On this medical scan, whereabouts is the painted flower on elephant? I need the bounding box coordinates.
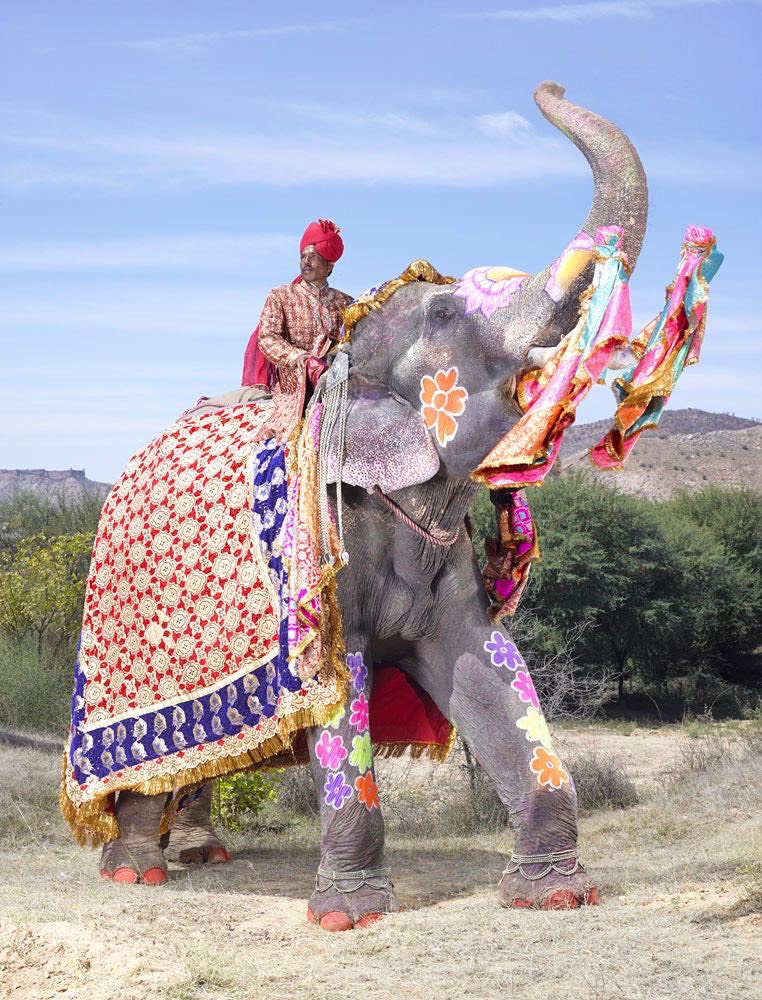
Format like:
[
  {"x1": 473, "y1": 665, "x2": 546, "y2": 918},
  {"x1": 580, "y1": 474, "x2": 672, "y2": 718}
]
[
  {"x1": 511, "y1": 670, "x2": 540, "y2": 709},
  {"x1": 354, "y1": 770, "x2": 380, "y2": 810},
  {"x1": 483, "y1": 630, "x2": 525, "y2": 671},
  {"x1": 324, "y1": 703, "x2": 346, "y2": 730},
  {"x1": 349, "y1": 692, "x2": 370, "y2": 733},
  {"x1": 315, "y1": 730, "x2": 349, "y2": 770},
  {"x1": 516, "y1": 706, "x2": 553, "y2": 749},
  {"x1": 347, "y1": 651, "x2": 367, "y2": 693},
  {"x1": 529, "y1": 746, "x2": 569, "y2": 789},
  {"x1": 420, "y1": 368, "x2": 468, "y2": 447},
  {"x1": 349, "y1": 732, "x2": 373, "y2": 772},
  {"x1": 453, "y1": 266, "x2": 530, "y2": 319},
  {"x1": 324, "y1": 771, "x2": 353, "y2": 810}
]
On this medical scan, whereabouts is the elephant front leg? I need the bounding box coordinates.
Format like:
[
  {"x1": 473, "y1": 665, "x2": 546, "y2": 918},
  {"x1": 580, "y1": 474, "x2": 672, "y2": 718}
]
[
  {"x1": 414, "y1": 625, "x2": 597, "y2": 910},
  {"x1": 306, "y1": 648, "x2": 398, "y2": 931}
]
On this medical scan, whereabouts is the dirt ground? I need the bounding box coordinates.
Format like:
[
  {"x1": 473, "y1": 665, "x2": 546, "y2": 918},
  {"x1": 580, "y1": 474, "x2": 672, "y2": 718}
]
[{"x1": 0, "y1": 725, "x2": 760, "y2": 1000}]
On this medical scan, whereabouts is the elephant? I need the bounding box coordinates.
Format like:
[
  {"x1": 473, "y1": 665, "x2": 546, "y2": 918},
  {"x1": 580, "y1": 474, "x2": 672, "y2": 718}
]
[{"x1": 92, "y1": 80, "x2": 648, "y2": 929}]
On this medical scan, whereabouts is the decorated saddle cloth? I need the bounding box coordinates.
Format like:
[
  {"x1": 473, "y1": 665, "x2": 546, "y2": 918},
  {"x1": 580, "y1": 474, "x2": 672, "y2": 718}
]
[
  {"x1": 61, "y1": 400, "x2": 350, "y2": 844},
  {"x1": 61, "y1": 398, "x2": 453, "y2": 846}
]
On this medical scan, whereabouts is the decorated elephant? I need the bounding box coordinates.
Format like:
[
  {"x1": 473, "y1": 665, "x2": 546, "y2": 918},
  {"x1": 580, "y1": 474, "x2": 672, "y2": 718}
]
[{"x1": 62, "y1": 80, "x2": 650, "y2": 930}]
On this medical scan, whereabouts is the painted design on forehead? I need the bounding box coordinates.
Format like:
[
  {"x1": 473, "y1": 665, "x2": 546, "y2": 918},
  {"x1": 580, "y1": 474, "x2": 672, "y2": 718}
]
[
  {"x1": 545, "y1": 231, "x2": 594, "y2": 303},
  {"x1": 453, "y1": 266, "x2": 530, "y2": 319},
  {"x1": 420, "y1": 367, "x2": 468, "y2": 448}
]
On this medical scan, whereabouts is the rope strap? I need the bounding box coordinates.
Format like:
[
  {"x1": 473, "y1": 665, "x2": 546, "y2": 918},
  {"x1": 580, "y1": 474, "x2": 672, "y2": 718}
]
[
  {"x1": 372, "y1": 486, "x2": 461, "y2": 548},
  {"x1": 500, "y1": 848, "x2": 584, "y2": 883},
  {"x1": 315, "y1": 866, "x2": 393, "y2": 894}
]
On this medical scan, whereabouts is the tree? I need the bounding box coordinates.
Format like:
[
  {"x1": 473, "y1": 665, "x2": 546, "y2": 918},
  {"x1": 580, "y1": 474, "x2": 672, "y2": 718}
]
[
  {"x1": 0, "y1": 532, "x2": 93, "y2": 655},
  {"x1": 526, "y1": 473, "x2": 688, "y2": 699}
]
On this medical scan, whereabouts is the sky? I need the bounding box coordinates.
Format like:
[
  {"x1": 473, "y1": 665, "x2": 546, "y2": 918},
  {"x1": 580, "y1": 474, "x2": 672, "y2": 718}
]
[{"x1": 2, "y1": 0, "x2": 761, "y2": 483}]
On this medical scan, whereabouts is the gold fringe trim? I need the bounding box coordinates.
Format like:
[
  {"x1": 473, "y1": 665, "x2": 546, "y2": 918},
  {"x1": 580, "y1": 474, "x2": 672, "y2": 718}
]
[
  {"x1": 60, "y1": 693, "x2": 349, "y2": 847},
  {"x1": 340, "y1": 259, "x2": 454, "y2": 344}
]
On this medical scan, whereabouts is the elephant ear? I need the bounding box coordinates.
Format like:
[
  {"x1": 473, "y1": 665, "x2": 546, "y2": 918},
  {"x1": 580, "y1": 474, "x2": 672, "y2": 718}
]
[{"x1": 323, "y1": 375, "x2": 440, "y2": 492}]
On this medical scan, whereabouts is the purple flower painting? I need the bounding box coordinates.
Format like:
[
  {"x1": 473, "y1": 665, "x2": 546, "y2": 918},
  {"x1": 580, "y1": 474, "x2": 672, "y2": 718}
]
[
  {"x1": 483, "y1": 630, "x2": 525, "y2": 671},
  {"x1": 453, "y1": 266, "x2": 529, "y2": 319},
  {"x1": 347, "y1": 651, "x2": 368, "y2": 693},
  {"x1": 324, "y1": 771, "x2": 353, "y2": 810}
]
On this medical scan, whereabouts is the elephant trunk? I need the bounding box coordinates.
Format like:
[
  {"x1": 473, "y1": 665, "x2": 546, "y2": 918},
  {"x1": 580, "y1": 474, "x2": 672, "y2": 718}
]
[{"x1": 511, "y1": 81, "x2": 648, "y2": 353}]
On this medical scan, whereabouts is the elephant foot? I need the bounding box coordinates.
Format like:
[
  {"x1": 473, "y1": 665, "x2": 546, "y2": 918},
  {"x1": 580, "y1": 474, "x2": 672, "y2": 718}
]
[
  {"x1": 165, "y1": 783, "x2": 232, "y2": 865},
  {"x1": 307, "y1": 868, "x2": 397, "y2": 931},
  {"x1": 498, "y1": 850, "x2": 598, "y2": 910},
  {"x1": 98, "y1": 790, "x2": 168, "y2": 887}
]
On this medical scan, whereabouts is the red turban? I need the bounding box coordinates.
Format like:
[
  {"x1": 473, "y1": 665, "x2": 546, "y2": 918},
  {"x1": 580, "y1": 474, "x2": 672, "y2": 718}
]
[{"x1": 300, "y1": 219, "x2": 344, "y2": 263}]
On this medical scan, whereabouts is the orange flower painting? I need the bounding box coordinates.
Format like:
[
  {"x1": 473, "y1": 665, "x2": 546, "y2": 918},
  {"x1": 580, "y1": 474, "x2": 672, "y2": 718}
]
[
  {"x1": 420, "y1": 367, "x2": 468, "y2": 447},
  {"x1": 354, "y1": 770, "x2": 380, "y2": 810},
  {"x1": 529, "y1": 746, "x2": 570, "y2": 790}
]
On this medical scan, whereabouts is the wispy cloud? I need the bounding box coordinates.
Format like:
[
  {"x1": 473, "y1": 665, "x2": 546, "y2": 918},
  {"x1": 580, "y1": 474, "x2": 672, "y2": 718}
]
[
  {"x1": 0, "y1": 233, "x2": 293, "y2": 273},
  {"x1": 125, "y1": 19, "x2": 366, "y2": 55},
  {"x1": 0, "y1": 109, "x2": 586, "y2": 192},
  {"x1": 461, "y1": 0, "x2": 760, "y2": 22}
]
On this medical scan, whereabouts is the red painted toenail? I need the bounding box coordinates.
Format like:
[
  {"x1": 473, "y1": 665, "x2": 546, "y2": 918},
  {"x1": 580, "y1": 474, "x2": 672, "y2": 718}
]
[
  {"x1": 206, "y1": 847, "x2": 231, "y2": 864},
  {"x1": 99, "y1": 868, "x2": 114, "y2": 880},
  {"x1": 112, "y1": 867, "x2": 139, "y2": 884},
  {"x1": 319, "y1": 911, "x2": 354, "y2": 932},
  {"x1": 583, "y1": 886, "x2": 600, "y2": 906},
  {"x1": 355, "y1": 912, "x2": 384, "y2": 928},
  {"x1": 142, "y1": 867, "x2": 167, "y2": 886},
  {"x1": 541, "y1": 890, "x2": 579, "y2": 910},
  {"x1": 509, "y1": 898, "x2": 534, "y2": 908},
  {"x1": 307, "y1": 907, "x2": 317, "y2": 925}
]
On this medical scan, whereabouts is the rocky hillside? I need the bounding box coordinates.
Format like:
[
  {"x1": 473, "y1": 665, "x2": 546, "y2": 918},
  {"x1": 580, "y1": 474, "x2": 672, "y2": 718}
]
[
  {"x1": 0, "y1": 469, "x2": 111, "y2": 504},
  {"x1": 562, "y1": 409, "x2": 762, "y2": 499},
  {"x1": 559, "y1": 408, "x2": 760, "y2": 459}
]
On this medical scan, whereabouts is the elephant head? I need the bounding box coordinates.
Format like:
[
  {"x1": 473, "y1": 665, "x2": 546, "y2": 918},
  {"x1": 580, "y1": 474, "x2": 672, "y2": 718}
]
[{"x1": 329, "y1": 81, "x2": 648, "y2": 490}]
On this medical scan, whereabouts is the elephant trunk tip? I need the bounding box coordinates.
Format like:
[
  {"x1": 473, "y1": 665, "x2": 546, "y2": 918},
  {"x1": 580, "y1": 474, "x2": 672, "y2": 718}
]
[{"x1": 534, "y1": 81, "x2": 565, "y2": 106}]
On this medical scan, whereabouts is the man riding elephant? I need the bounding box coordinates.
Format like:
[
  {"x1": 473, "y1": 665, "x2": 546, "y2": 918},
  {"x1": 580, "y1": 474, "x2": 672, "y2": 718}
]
[{"x1": 241, "y1": 219, "x2": 352, "y2": 438}]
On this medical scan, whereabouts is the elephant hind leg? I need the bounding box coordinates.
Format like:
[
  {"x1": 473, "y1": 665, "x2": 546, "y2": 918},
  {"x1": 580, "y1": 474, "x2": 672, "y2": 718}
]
[
  {"x1": 164, "y1": 782, "x2": 231, "y2": 865},
  {"x1": 99, "y1": 791, "x2": 168, "y2": 886}
]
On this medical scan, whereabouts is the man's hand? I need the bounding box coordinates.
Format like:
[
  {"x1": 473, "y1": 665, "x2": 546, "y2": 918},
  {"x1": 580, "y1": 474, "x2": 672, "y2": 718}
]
[{"x1": 305, "y1": 355, "x2": 328, "y2": 387}]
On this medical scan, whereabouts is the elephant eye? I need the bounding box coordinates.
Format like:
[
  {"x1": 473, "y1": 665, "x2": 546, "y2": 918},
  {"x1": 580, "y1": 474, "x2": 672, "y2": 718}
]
[{"x1": 431, "y1": 305, "x2": 454, "y2": 323}]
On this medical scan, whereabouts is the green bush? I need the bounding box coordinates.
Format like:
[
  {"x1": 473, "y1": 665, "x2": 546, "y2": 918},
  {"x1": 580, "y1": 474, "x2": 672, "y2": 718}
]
[
  {"x1": 0, "y1": 634, "x2": 74, "y2": 736},
  {"x1": 211, "y1": 771, "x2": 280, "y2": 831}
]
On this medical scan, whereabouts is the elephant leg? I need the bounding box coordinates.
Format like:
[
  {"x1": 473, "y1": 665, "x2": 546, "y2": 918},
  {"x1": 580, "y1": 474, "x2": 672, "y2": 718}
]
[
  {"x1": 306, "y1": 647, "x2": 398, "y2": 931},
  {"x1": 98, "y1": 791, "x2": 168, "y2": 886},
  {"x1": 164, "y1": 782, "x2": 231, "y2": 865},
  {"x1": 411, "y1": 622, "x2": 597, "y2": 910}
]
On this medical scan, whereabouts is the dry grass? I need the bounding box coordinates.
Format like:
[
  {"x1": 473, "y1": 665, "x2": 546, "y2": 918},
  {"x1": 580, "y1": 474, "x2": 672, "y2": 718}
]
[{"x1": 1, "y1": 727, "x2": 760, "y2": 1000}]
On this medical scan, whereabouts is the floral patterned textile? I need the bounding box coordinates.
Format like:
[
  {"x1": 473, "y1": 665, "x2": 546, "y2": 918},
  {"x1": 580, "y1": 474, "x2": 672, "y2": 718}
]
[
  {"x1": 61, "y1": 399, "x2": 346, "y2": 846},
  {"x1": 590, "y1": 226, "x2": 723, "y2": 467}
]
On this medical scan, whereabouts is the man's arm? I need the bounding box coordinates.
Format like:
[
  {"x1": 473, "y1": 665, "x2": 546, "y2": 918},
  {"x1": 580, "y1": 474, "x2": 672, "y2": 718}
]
[{"x1": 258, "y1": 289, "x2": 311, "y2": 368}]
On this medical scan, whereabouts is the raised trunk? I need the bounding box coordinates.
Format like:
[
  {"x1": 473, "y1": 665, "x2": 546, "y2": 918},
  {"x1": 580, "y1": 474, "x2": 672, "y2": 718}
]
[{"x1": 515, "y1": 82, "x2": 649, "y2": 352}]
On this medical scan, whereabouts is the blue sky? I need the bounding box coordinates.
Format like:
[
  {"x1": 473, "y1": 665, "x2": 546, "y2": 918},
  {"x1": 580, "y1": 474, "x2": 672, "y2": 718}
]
[{"x1": 2, "y1": 0, "x2": 760, "y2": 483}]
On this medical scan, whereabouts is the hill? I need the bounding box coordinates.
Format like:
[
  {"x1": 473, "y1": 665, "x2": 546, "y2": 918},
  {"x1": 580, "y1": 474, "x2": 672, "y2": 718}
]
[
  {"x1": 0, "y1": 468, "x2": 111, "y2": 504},
  {"x1": 562, "y1": 417, "x2": 762, "y2": 499},
  {"x1": 559, "y1": 407, "x2": 760, "y2": 460}
]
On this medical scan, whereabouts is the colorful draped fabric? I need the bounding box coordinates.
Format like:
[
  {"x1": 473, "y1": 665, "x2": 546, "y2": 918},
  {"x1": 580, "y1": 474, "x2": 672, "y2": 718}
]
[
  {"x1": 61, "y1": 401, "x2": 346, "y2": 846},
  {"x1": 482, "y1": 490, "x2": 539, "y2": 621},
  {"x1": 590, "y1": 226, "x2": 723, "y2": 467},
  {"x1": 471, "y1": 226, "x2": 632, "y2": 489}
]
